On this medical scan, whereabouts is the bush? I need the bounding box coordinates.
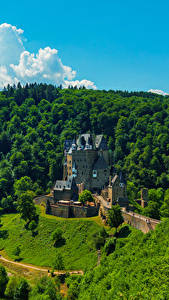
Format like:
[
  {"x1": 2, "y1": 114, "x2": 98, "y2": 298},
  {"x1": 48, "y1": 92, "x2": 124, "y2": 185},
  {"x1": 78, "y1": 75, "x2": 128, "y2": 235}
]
[
  {"x1": 103, "y1": 238, "x2": 116, "y2": 255},
  {"x1": 51, "y1": 229, "x2": 64, "y2": 247},
  {"x1": 14, "y1": 278, "x2": 30, "y2": 300},
  {"x1": 5, "y1": 276, "x2": 18, "y2": 298},
  {"x1": 79, "y1": 190, "x2": 94, "y2": 205},
  {"x1": 52, "y1": 253, "x2": 64, "y2": 271},
  {"x1": 107, "y1": 205, "x2": 124, "y2": 230},
  {"x1": 0, "y1": 264, "x2": 8, "y2": 297},
  {"x1": 92, "y1": 228, "x2": 108, "y2": 250},
  {"x1": 13, "y1": 246, "x2": 21, "y2": 258},
  {"x1": 31, "y1": 276, "x2": 61, "y2": 300}
]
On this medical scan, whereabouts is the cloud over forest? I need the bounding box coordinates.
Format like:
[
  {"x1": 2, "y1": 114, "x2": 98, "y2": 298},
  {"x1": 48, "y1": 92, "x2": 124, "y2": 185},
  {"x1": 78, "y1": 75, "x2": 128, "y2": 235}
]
[{"x1": 0, "y1": 23, "x2": 96, "y2": 89}]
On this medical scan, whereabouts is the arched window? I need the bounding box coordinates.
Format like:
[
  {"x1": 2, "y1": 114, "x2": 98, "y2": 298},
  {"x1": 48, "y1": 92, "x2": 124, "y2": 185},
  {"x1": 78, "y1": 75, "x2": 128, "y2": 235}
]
[{"x1": 93, "y1": 170, "x2": 97, "y2": 178}]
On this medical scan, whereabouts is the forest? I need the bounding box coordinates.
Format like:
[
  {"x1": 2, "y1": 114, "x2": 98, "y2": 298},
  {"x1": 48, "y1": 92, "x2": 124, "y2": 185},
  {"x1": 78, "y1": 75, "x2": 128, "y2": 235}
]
[
  {"x1": 1, "y1": 83, "x2": 169, "y2": 219},
  {"x1": 1, "y1": 83, "x2": 169, "y2": 299}
]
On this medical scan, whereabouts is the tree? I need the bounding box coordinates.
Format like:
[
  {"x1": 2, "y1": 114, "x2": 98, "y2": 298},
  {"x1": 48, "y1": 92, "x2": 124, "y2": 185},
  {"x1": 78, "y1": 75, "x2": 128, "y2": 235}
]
[
  {"x1": 5, "y1": 276, "x2": 18, "y2": 299},
  {"x1": 17, "y1": 191, "x2": 38, "y2": 224},
  {"x1": 13, "y1": 246, "x2": 21, "y2": 259},
  {"x1": 144, "y1": 201, "x2": 160, "y2": 219},
  {"x1": 103, "y1": 237, "x2": 116, "y2": 255},
  {"x1": 92, "y1": 228, "x2": 108, "y2": 250},
  {"x1": 31, "y1": 276, "x2": 60, "y2": 300},
  {"x1": 51, "y1": 229, "x2": 64, "y2": 247},
  {"x1": 14, "y1": 176, "x2": 33, "y2": 197},
  {"x1": 0, "y1": 264, "x2": 8, "y2": 297},
  {"x1": 28, "y1": 220, "x2": 38, "y2": 235},
  {"x1": 79, "y1": 190, "x2": 94, "y2": 205},
  {"x1": 160, "y1": 189, "x2": 169, "y2": 218},
  {"x1": 14, "y1": 278, "x2": 30, "y2": 300},
  {"x1": 107, "y1": 205, "x2": 124, "y2": 230},
  {"x1": 53, "y1": 253, "x2": 64, "y2": 271}
]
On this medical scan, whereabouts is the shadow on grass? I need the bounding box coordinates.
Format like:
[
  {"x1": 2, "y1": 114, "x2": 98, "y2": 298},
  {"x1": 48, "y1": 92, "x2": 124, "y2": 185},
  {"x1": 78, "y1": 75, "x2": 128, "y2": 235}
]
[
  {"x1": 32, "y1": 230, "x2": 38, "y2": 237},
  {"x1": 15, "y1": 257, "x2": 23, "y2": 262},
  {"x1": 54, "y1": 238, "x2": 66, "y2": 248},
  {"x1": 118, "y1": 225, "x2": 131, "y2": 238},
  {"x1": 0, "y1": 230, "x2": 9, "y2": 239}
]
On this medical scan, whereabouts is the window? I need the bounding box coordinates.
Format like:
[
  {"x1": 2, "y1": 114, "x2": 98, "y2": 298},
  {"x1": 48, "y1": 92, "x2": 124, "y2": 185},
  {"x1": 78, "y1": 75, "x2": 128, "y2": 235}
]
[{"x1": 93, "y1": 170, "x2": 97, "y2": 178}]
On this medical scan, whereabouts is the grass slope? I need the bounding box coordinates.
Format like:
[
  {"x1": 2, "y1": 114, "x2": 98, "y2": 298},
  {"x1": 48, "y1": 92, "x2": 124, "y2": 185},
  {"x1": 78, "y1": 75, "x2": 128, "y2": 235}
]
[
  {"x1": 0, "y1": 209, "x2": 103, "y2": 270},
  {"x1": 77, "y1": 220, "x2": 169, "y2": 299}
]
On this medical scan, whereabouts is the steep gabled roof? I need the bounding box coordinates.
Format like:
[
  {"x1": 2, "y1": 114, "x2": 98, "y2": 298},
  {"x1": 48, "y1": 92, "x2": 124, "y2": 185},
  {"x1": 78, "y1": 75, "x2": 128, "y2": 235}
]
[
  {"x1": 54, "y1": 176, "x2": 74, "y2": 191},
  {"x1": 93, "y1": 155, "x2": 108, "y2": 170},
  {"x1": 76, "y1": 134, "x2": 91, "y2": 147},
  {"x1": 95, "y1": 135, "x2": 103, "y2": 149}
]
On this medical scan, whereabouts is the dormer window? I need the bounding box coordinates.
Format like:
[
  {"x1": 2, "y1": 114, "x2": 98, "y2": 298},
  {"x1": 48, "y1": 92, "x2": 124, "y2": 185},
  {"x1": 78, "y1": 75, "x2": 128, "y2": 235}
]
[{"x1": 93, "y1": 170, "x2": 97, "y2": 178}]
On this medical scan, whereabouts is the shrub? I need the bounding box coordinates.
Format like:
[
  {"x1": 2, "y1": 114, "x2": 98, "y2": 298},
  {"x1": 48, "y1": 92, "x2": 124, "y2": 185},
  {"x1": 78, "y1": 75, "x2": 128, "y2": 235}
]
[
  {"x1": 103, "y1": 238, "x2": 116, "y2": 255},
  {"x1": 0, "y1": 264, "x2": 8, "y2": 297},
  {"x1": 51, "y1": 229, "x2": 64, "y2": 247},
  {"x1": 92, "y1": 228, "x2": 108, "y2": 250},
  {"x1": 107, "y1": 205, "x2": 124, "y2": 230},
  {"x1": 79, "y1": 190, "x2": 94, "y2": 205},
  {"x1": 14, "y1": 278, "x2": 30, "y2": 300}
]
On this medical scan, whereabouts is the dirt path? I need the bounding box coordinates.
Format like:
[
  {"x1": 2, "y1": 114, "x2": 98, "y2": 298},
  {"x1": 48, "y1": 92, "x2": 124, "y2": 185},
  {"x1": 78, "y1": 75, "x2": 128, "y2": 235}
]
[{"x1": 0, "y1": 255, "x2": 83, "y2": 275}]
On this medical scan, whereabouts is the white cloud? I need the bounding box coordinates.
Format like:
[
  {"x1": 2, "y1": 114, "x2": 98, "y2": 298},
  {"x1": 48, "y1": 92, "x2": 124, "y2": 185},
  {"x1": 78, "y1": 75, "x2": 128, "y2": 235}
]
[
  {"x1": 0, "y1": 23, "x2": 96, "y2": 89},
  {"x1": 10, "y1": 47, "x2": 76, "y2": 85},
  {"x1": 0, "y1": 23, "x2": 24, "y2": 66},
  {"x1": 148, "y1": 89, "x2": 169, "y2": 96},
  {"x1": 64, "y1": 79, "x2": 97, "y2": 89},
  {"x1": 0, "y1": 66, "x2": 18, "y2": 88}
]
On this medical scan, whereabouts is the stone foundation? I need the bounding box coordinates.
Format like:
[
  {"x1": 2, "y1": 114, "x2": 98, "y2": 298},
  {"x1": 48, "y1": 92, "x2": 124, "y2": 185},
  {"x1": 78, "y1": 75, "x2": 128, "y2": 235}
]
[{"x1": 46, "y1": 203, "x2": 99, "y2": 218}]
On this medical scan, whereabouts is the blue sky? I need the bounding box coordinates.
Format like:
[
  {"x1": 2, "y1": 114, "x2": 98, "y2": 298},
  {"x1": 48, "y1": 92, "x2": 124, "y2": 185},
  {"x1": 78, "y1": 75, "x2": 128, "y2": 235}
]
[{"x1": 0, "y1": 0, "x2": 169, "y2": 93}]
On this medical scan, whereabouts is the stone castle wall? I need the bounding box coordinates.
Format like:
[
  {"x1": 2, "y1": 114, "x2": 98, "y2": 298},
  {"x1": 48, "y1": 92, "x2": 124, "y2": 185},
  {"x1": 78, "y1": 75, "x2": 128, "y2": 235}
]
[
  {"x1": 122, "y1": 211, "x2": 160, "y2": 233},
  {"x1": 49, "y1": 204, "x2": 69, "y2": 218},
  {"x1": 72, "y1": 150, "x2": 98, "y2": 190},
  {"x1": 47, "y1": 204, "x2": 98, "y2": 218},
  {"x1": 112, "y1": 179, "x2": 127, "y2": 204},
  {"x1": 54, "y1": 190, "x2": 72, "y2": 202},
  {"x1": 34, "y1": 195, "x2": 54, "y2": 205}
]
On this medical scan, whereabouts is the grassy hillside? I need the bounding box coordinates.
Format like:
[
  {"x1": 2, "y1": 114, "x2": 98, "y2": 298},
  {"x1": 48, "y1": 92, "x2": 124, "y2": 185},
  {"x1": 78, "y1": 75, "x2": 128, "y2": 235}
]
[
  {"x1": 74, "y1": 219, "x2": 169, "y2": 299},
  {"x1": 0, "y1": 209, "x2": 103, "y2": 270}
]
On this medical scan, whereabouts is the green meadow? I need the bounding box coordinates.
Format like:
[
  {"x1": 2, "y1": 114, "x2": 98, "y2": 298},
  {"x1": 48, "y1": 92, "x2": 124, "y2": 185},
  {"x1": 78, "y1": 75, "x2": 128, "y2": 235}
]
[{"x1": 0, "y1": 208, "x2": 103, "y2": 270}]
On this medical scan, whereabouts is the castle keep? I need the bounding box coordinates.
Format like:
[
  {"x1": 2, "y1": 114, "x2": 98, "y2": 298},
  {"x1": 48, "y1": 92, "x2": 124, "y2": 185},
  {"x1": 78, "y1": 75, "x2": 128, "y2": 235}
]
[
  {"x1": 46, "y1": 133, "x2": 129, "y2": 218},
  {"x1": 64, "y1": 134, "x2": 112, "y2": 192}
]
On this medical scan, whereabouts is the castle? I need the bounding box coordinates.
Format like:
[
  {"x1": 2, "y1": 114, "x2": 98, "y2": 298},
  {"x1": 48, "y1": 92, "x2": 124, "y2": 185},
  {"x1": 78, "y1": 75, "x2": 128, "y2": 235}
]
[
  {"x1": 63, "y1": 134, "x2": 112, "y2": 192},
  {"x1": 46, "y1": 133, "x2": 129, "y2": 218}
]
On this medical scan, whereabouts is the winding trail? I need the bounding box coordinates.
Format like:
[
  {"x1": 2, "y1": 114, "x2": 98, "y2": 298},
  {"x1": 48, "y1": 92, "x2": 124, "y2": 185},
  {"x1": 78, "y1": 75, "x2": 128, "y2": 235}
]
[{"x1": 0, "y1": 255, "x2": 83, "y2": 275}]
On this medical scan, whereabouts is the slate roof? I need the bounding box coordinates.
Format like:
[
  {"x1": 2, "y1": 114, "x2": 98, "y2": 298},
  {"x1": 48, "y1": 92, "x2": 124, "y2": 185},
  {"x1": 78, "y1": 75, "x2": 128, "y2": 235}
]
[
  {"x1": 95, "y1": 135, "x2": 103, "y2": 148},
  {"x1": 76, "y1": 134, "x2": 91, "y2": 146},
  {"x1": 54, "y1": 176, "x2": 74, "y2": 191},
  {"x1": 93, "y1": 155, "x2": 108, "y2": 170}
]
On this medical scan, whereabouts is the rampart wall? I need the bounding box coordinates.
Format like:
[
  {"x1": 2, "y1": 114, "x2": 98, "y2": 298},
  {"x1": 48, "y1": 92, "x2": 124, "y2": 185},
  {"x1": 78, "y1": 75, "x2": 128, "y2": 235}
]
[
  {"x1": 34, "y1": 195, "x2": 54, "y2": 205},
  {"x1": 47, "y1": 204, "x2": 98, "y2": 218},
  {"x1": 122, "y1": 211, "x2": 160, "y2": 233},
  {"x1": 50, "y1": 204, "x2": 69, "y2": 218}
]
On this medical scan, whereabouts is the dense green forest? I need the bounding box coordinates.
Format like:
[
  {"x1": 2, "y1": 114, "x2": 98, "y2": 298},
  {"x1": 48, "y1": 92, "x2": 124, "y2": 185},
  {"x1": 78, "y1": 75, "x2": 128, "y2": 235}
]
[
  {"x1": 1, "y1": 83, "x2": 169, "y2": 299},
  {"x1": 0, "y1": 83, "x2": 169, "y2": 218}
]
